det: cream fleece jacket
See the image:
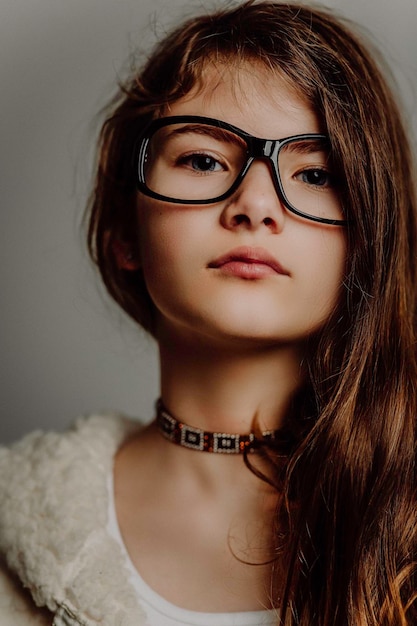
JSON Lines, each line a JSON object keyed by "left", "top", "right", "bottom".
{"left": 0, "top": 414, "right": 146, "bottom": 625}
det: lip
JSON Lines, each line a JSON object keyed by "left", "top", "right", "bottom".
{"left": 208, "top": 246, "right": 289, "bottom": 279}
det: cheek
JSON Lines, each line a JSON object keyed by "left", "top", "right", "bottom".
{"left": 139, "top": 209, "right": 195, "bottom": 273}
{"left": 138, "top": 201, "right": 176, "bottom": 267}
{"left": 138, "top": 220, "right": 174, "bottom": 293}
{"left": 300, "top": 229, "right": 347, "bottom": 313}
{"left": 136, "top": 204, "right": 206, "bottom": 310}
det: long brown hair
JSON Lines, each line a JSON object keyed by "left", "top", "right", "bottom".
{"left": 87, "top": 1, "right": 417, "bottom": 623}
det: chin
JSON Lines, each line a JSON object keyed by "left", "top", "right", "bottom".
{"left": 187, "top": 315, "right": 311, "bottom": 349}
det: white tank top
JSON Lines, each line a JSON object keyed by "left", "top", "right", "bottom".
{"left": 107, "top": 474, "right": 279, "bottom": 626}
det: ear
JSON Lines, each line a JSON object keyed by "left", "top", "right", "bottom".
{"left": 112, "top": 239, "right": 141, "bottom": 271}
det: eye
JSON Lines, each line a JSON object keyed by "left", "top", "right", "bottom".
{"left": 296, "top": 168, "right": 334, "bottom": 188}
{"left": 178, "top": 153, "right": 224, "bottom": 173}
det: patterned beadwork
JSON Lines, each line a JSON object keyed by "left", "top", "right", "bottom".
{"left": 156, "top": 400, "right": 279, "bottom": 454}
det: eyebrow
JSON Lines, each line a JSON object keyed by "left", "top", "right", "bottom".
{"left": 283, "top": 138, "right": 330, "bottom": 155}
{"left": 166, "top": 124, "right": 248, "bottom": 149}
{"left": 161, "top": 124, "right": 330, "bottom": 156}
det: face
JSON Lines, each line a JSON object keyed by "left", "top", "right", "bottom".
{"left": 135, "top": 64, "right": 346, "bottom": 349}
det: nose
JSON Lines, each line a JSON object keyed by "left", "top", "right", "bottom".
{"left": 220, "top": 160, "right": 285, "bottom": 233}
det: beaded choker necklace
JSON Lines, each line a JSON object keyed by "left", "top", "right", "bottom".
{"left": 156, "top": 399, "right": 280, "bottom": 454}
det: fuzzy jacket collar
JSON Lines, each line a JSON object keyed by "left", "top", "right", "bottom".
{"left": 0, "top": 414, "right": 146, "bottom": 625}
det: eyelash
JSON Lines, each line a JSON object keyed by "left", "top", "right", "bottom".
{"left": 176, "top": 152, "right": 226, "bottom": 173}
{"left": 294, "top": 167, "right": 335, "bottom": 189}
{"left": 174, "top": 148, "right": 336, "bottom": 190}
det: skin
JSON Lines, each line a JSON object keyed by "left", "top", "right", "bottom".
{"left": 114, "top": 64, "right": 347, "bottom": 612}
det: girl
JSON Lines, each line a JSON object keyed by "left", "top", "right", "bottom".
{"left": 1, "top": 1, "right": 416, "bottom": 624}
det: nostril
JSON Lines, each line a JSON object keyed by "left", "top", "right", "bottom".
{"left": 233, "top": 214, "right": 251, "bottom": 226}
{"left": 263, "top": 217, "right": 274, "bottom": 226}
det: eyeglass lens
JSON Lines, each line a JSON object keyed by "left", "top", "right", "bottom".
{"left": 142, "top": 122, "right": 343, "bottom": 222}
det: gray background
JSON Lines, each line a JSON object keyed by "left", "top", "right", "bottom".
{"left": 1, "top": 0, "right": 416, "bottom": 443}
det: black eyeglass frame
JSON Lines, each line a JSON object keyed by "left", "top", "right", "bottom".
{"left": 135, "top": 115, "right": 347, "bottom": 226}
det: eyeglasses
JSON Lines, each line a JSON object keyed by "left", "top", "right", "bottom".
{"left": 135, "top": 115, "right": 346, "bottom": 225}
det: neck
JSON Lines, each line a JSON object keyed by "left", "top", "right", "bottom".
{"left": 157, "top": 323, "right": 304, "bottom": 435}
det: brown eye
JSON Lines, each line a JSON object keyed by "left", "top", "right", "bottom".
{"left": 178, "top": 153, "right": 223, "bottom": 173}
{"left": 296, "top": 168, "right": 334, "bottom": 188}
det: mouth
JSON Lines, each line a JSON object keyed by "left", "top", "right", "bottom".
{"left": 208, "top": 246, "right": 289, "bottom": 279}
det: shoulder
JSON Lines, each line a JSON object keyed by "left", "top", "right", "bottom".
{"left": 0, "top": 414, "right": 144, "bottom": 623}
{"left": 0, "top": 412, "right": 142, "bottom": 554}
{"left": 0, "top": 558, "right": 52, "bottom": 625}
{"left": 0, "top": 413, "right": 141, "bottom": 542}
{"left": 0, "top": 413, "right": 141, "bottom": 505}
{"left": 0, "top": 412, "right": 140, "bottom": 468}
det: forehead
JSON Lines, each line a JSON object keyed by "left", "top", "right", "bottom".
{"left": 164, "top": 62, "right": 322, "bottom": 138}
